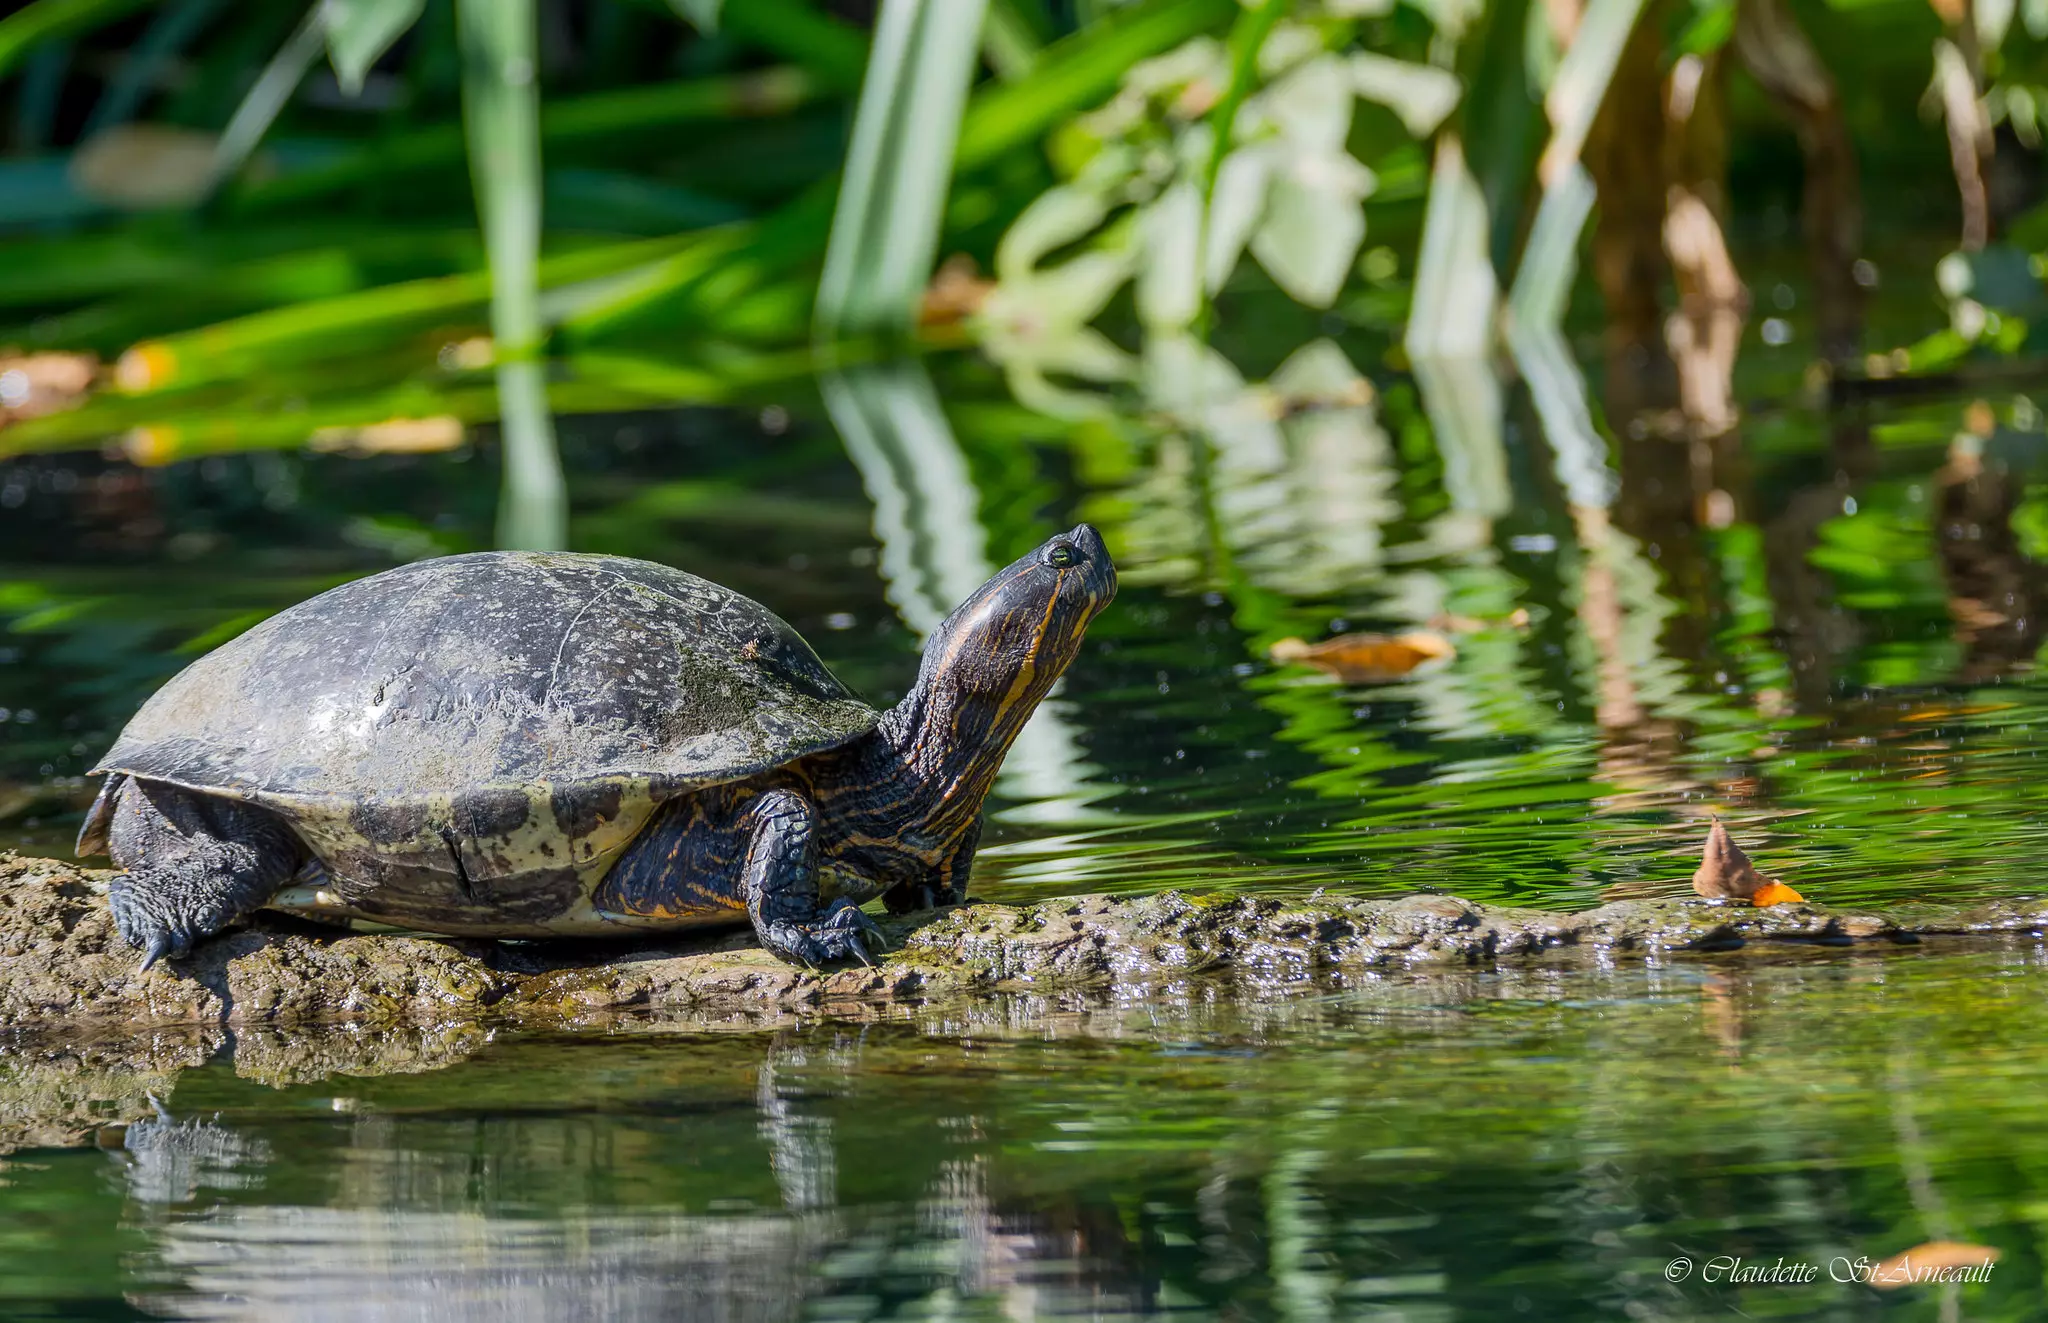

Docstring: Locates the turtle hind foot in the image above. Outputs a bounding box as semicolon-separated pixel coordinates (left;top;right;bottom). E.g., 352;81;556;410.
108;874;214;970
104;780;304;970
759;899;886;968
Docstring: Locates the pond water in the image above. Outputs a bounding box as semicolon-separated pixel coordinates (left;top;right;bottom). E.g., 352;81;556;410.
3;239;2048;1320
2;330;2045;913
2;943;2044;1319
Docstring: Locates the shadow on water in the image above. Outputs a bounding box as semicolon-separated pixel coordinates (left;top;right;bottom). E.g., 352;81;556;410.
2;944;2045;1318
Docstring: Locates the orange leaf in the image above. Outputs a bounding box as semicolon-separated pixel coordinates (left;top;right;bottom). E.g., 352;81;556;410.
1269;631;1455;684
1749;880;1805;907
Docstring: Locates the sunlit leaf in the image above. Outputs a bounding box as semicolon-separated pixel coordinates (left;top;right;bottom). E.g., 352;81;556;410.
1347;52;1462;136
1266;338;1371;407
1252;53;1353;152
1136;180;1203;328
1252;166;1368;307
995;181;1115;282
1204;145;1270;292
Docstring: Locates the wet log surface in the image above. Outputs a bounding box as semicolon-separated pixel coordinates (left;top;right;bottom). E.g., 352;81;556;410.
5;851;2044;1037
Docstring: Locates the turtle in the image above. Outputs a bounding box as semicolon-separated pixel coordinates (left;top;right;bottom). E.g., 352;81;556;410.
75;525;1117;968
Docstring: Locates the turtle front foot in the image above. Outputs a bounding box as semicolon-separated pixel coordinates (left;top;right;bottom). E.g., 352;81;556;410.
759;899;886;968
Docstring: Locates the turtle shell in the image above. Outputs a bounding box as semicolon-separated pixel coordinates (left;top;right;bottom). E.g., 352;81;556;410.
94;552;878;928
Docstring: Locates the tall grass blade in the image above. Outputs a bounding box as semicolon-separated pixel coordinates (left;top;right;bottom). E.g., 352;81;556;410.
815;0;989;341
114;233;695;391
325;0;426;97
458;0;565;550
0;0;155;81
984;0;1050;80
209;7;328;191
955;0;1235;167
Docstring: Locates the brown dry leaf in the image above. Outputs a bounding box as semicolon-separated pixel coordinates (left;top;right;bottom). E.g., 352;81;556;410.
1869;1240;2000;1289
1270;631;1455;684
919;255;995;328
70;125;220;209
0;351;97;426
1692;819;1804;904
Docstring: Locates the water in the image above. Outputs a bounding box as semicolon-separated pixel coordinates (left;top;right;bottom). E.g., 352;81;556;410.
2;942;2044;1319
3;349;2045;912
4;247;2048;1319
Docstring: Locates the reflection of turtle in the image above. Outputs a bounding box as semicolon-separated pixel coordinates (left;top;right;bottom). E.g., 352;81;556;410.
78;528;1116;968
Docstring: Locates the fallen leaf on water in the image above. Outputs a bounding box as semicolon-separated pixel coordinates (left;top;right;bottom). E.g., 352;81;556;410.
1269;631;1455;684
1747;880;1805;906
1692;819;1805;906
1869;1240;2001;1289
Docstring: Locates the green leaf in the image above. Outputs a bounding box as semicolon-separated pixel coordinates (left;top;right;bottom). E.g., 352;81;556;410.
1347;52;1462;136
0;0;154;82
995;180;1116;281
1136;179;1204;328
1251;169;1367;307
1205;146;1271;292
325;0;425;96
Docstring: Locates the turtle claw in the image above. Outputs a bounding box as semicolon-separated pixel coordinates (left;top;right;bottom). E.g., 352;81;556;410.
137;934;174;973
109;876;194;972
760;901;886;968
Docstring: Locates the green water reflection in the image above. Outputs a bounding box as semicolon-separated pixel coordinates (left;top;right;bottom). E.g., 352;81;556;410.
2;945;2045;1319
3;348;2045;912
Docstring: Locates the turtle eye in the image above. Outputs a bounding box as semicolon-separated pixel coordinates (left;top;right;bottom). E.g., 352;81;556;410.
1043;542;1080;568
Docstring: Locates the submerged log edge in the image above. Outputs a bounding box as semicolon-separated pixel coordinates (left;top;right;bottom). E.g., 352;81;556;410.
4;852;2045;1034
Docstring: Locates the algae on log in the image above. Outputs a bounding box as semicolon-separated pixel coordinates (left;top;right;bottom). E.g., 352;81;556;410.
4;851;2047;1036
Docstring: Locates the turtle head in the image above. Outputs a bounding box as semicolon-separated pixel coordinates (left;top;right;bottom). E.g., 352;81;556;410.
880;525;1116;818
